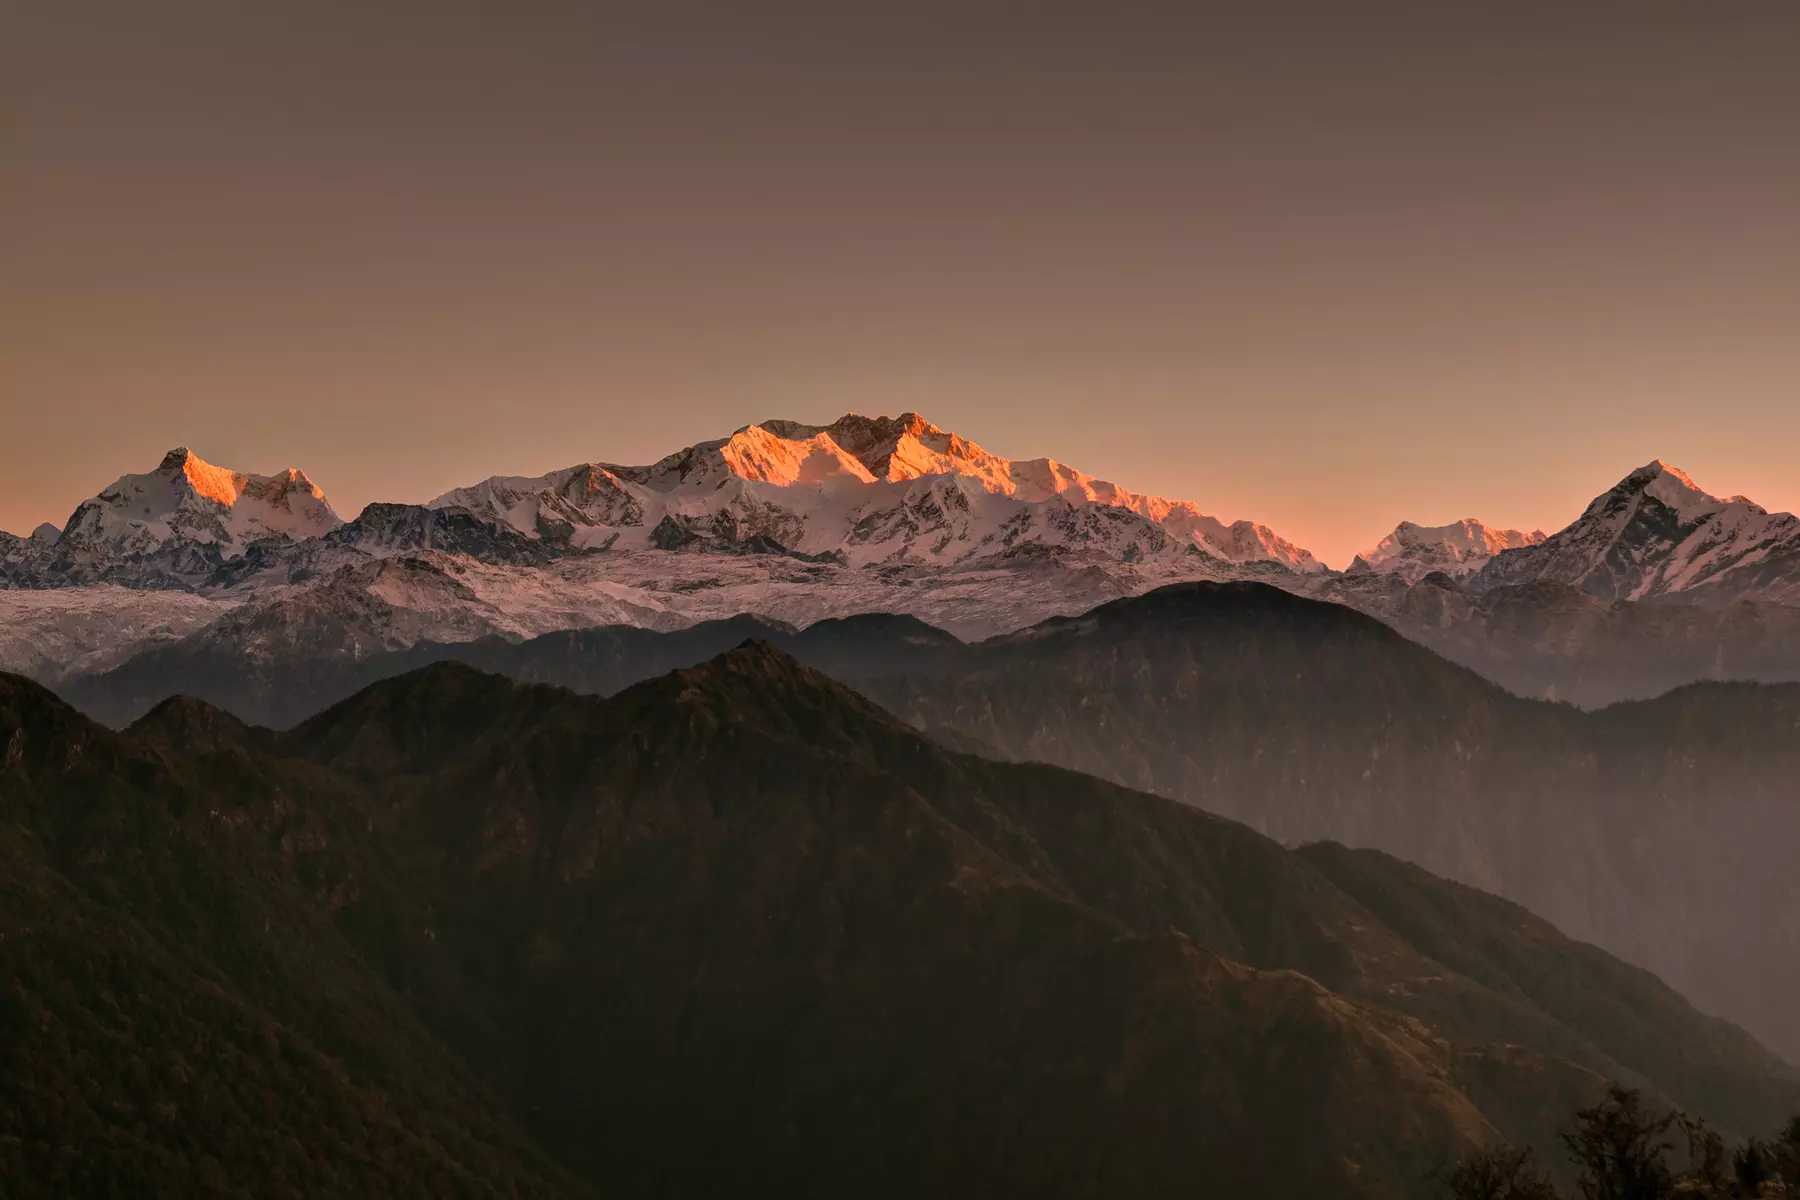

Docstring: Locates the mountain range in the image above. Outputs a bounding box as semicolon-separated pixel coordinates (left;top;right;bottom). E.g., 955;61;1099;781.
428;412;1324;571
10;418;1800;710
10;416;1800;1194
6;643;1799;1196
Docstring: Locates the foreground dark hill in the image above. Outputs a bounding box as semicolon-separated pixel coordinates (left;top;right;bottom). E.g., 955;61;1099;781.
14;650;1800;1195
0;675;572;1196
80;582;1800;1065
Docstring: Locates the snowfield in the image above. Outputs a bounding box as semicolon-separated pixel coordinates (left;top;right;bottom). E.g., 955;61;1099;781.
0;586;241;682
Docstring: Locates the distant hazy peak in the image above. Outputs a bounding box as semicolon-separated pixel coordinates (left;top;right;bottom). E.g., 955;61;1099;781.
1352;518;1545;581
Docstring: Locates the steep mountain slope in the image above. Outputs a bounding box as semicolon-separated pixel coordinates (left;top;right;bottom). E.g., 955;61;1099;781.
119;651;1800;1196
150;583;1800;1064
1351;519;1545;582
0;674;574;1197
1471;460;1800;605
430;412;1325;572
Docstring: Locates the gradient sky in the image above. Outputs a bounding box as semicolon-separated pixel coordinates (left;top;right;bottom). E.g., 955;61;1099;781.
5;1;1798;567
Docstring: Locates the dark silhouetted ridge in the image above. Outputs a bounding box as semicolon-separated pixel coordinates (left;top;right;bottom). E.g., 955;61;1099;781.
8;644;1800;1196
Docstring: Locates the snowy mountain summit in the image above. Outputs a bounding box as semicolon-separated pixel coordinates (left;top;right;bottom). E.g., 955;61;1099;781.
431;412;1325;572
1351;519;1545;582
1471;460;1800;604
57;446;343;558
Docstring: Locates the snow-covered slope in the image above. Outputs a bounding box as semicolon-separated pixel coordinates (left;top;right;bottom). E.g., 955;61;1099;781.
430;413;1325;573
1471;460;1800;604
2;447;347;591
1350;519;1545;583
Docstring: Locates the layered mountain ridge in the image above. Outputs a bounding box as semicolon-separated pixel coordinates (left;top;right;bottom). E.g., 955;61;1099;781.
9;646;1800;1195
60;579;1800;1064
11;419;1800;1193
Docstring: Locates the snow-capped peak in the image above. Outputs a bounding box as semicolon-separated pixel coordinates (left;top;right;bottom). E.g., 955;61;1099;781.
1351;518;1545;581
1473;459;1800;604
58;446;343;558
626;413;1020;493
1596;459;1737;524
430;412;1326;573
29;522;60;544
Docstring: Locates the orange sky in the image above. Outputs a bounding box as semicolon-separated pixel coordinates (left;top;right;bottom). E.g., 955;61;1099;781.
4;2;1798;567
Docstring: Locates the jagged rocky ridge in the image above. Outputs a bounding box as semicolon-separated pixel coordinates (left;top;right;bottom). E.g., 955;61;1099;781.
1470;460;1800;605
10;648;1800;1195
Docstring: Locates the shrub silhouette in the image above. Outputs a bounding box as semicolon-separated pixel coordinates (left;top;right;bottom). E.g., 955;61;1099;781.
1441;1088;1800;1200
